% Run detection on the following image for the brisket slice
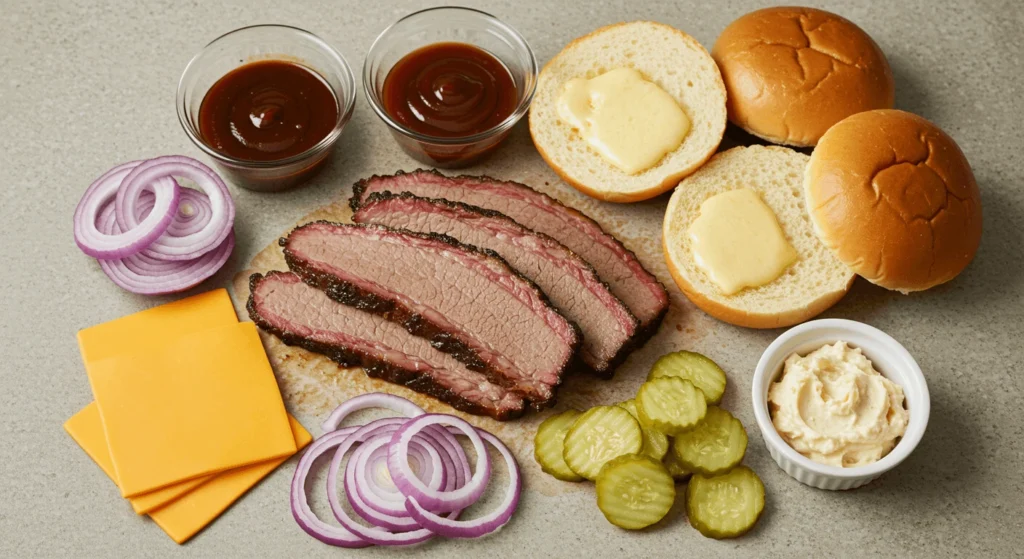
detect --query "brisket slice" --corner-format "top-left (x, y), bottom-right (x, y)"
top-left (354, 192), bottom-right (640, 377)
top-left (247, 272), bottom-right (526, 420)
top-left (282, 221), bottom-right (580, 407)
top-left (350, 169), bottom-right (669, 339)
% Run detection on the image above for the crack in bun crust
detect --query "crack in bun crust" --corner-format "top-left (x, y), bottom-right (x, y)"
top-left (712, 7), bottom-right (895, 147)
top-left (805, 109), bottom-right (982, 293)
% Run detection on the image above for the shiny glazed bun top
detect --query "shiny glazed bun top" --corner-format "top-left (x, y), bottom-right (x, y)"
top-left (712, 6), bottom-right (895, 147)
top-left (805, 109), bottom-right (982, 293)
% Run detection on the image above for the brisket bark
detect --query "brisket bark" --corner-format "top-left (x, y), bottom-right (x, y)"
top-left (349, 169), bottom-right (669, 340)
top-left (281, 221), bottom-right (580, 408)
top-left (247, 271), bottom-right (526, 420)
top-left (353, 192), bottom-right (640, 377)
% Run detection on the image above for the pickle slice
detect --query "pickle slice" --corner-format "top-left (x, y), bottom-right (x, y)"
top-left (534, 409), bottom-right (585, 481)
top-left (636, 377), bottom-right (707, 436)
top-left (616, 399), bottom-right (669, 461)
top-left (686, 466), bottom-right (765, 539)
top-left (648, 351), bottom-right (727, 405)
top-left (672, 407), bottom-right (747, 476)
top-left (596, 454), bottom-right (676, 530)
top-left (563, 406), bottom-right (643, 480)
top-left (662, 447), bottom-right (693, 482)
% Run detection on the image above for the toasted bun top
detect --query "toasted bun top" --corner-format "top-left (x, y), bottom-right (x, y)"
top-left (806, 110), bottom-right (982, 293)
top-left (712, 6), bottom-right (895, 147)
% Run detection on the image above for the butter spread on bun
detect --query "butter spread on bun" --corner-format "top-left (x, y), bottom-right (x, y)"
top-left (531, 21), bottom-right (727, 202)
top-left (805, 109), bottom-right (982, 293)
top-left (712, 7), bottom-right (894, 147)
top-left (664, 146), bottom-right (854, 329)
top-left (557, 68), bottom-right (691, 175)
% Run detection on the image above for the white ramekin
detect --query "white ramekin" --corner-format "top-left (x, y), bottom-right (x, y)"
top-left (751, 319), bottom-right (930, 490)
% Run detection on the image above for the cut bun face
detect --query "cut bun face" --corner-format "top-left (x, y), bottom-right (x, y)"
top-left (712, 6), bottom-right (895, 147)
top-left (664, 146), bottom-right (855, 328)
top-left (806, 109), bottom-right (983, 293)
top-left (530, 21), bottom-right (727, 202)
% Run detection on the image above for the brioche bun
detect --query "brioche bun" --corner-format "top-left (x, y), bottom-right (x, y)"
top-left (712, 7), bottom-right (895, 147)
top-left (530, 21), bottom-right (727, 202)
top-left (664, 146), bottom-right (855, 328)
top-left (806, 110), bottom-right (982, 293)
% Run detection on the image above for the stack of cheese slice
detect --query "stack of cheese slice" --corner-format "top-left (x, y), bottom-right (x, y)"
top-left (64, 289), bottom-right (309, 544)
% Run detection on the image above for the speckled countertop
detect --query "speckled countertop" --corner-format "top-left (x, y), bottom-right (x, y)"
top-left (2, 0), bottom-right (1022, 557)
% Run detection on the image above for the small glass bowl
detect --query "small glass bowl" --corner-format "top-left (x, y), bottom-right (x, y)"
top-left (363, 7), bottom-right (538, 168)
top-left (177, 25), bottom-right (356, 192)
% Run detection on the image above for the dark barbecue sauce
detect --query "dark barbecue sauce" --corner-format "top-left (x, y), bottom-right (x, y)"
top-left (198, 60), bottom-right (338, 161)
top-left (382, 43), bottom-right (517, 138)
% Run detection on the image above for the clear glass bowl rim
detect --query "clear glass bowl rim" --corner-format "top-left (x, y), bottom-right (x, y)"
top-left (176, 24), bottom-right (357, 169)
top-left (361, 6), bottom-right (538, 146)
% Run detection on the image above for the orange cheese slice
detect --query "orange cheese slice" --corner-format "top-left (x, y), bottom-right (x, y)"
top-left (77, 288), bottom-right (238, 363)
top-left (86, 321), bottom-right (296, 497)
top-left (149, 417), bottom-right (312, 544)
top-left (64, 403), bottom-right (210, 514)
top-left (64, 407), bottom-right (311, 544)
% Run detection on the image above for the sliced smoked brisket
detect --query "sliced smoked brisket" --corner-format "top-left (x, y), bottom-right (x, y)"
top-left (247, 272), bottom-right (526, 420)
top-left (353, 192), bottom-right (640, 376)
top-left (349, 170), bottom-right (669, 339)
top-left (282, 221), bottom-right (579, 407)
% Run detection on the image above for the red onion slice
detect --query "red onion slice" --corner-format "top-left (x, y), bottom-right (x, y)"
top-left (345, 436), bottom-right (441, 531)
top-left (115, 156), bottom-right (234, 261)
top-left (73, 161), bottom-right (180, 259)
top-left (131, 189), bottom-right (218, 261)
top-left (321, 392), bottom-right (425, 432)
top-left (387, 414), bottom-right (490, 513)
top-left (94, 202), bottom-right (233, 295)
top-left (404, 429), bottom-right (522, 538)
top-left (290, 426), bottom-right (368, 548)
top-left (327, 422), bottom-right (438, 546)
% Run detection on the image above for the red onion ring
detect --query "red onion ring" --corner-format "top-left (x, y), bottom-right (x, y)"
top-left (405, 429), bottom-right (522, 538)
top-left (352, 425), bottom-right (462, 517)
top-left (326, 422), bottom-right (441, 546)
top-left (95, 201), bottom-right (234, 295)
top-left (387, 414), bottom-right (490, 513)
top-left (114, 156), bottom-right (234, 261)
top-left (73, 161), bottom-right (179, 259)
top-left (290, 393), bottom-right (519, 548)
top-left (321, 392), bottom-right (425, 432)
top-left (345, 436), bottom-right (440, 531)
top-left (131, 189), bottom-right (217, 260)
top-left (290, 426), bottom-right (368, 548)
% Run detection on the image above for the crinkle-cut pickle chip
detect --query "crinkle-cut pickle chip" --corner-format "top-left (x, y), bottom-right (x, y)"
top-left (616, 399), bottom-right (669, 461)
top-left (672, 406), bottom-right (747, 476)
top-left (596, 454), bottom-right (676, 530)
top-left (637, 377), bottom-right (707, 436)
top-left (562, 405), bottom-right (643, 481)
top-left (686, 466), bottom-right (765, 539)
top-left (662, 447), bottom-right (693, 482)
top-left (534, 409), bottom-right (585, 481)
top-left (648, 350), bottom-right (727, 405)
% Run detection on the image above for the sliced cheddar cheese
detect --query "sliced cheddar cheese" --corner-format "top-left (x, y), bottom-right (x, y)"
top-left (72, 288), bottom-right (239, 512)
top-left (64, 403), bottom-right (212, 514)
top-left (149, 416), bottom-right (312, 544)
top-left (77, 288), bottom-right (237, 363)
top-left (64, 406), bottom-right (311, 543)
top-left (86, 322), bottom-right (296, 497)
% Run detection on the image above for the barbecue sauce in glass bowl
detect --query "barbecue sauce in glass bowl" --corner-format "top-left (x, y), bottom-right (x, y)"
top-left (198, 60), bottom-right (339, 162)
top-left (382, 42), bottom-right (517, 139)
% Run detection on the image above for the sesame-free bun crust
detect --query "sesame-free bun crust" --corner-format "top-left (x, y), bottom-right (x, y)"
top-left (712, 7), bottom-right (895, 147)
top-left (664, 146), bottom-right (855, 329)
top-left (530, 21), bottom-right (727, 203)
top-left (806, 109), bottom-right (983, 293)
